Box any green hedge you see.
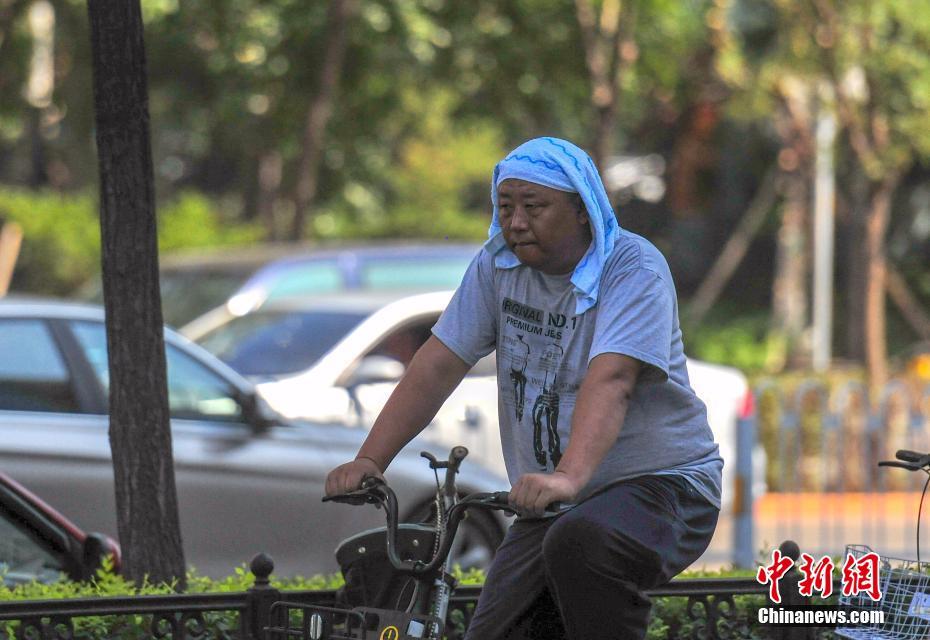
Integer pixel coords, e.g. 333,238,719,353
1,561,782,639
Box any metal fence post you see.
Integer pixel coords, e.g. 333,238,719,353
244,553,281,640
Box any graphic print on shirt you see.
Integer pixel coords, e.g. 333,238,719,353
532,342,563,469
500,297,581,471
504,334,530,421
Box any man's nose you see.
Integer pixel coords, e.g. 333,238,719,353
508,206,530,230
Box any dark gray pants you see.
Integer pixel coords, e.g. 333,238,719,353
463,475,719,640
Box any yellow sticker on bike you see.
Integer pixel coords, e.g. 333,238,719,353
379,626,400,640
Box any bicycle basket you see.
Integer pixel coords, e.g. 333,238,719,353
335,524,438,610
835,545,930,640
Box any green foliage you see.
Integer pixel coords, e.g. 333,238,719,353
0,188,263,296
157,191,264,253
309,89,501,241
686,310,774,374
0,557,345,640
0,188,100,296
720,0,930,176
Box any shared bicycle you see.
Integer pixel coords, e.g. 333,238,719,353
264,446,517,640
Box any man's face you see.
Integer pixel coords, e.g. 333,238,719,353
497,179,591,275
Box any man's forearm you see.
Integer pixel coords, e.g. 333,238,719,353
554,353,639,491
357,336,470,470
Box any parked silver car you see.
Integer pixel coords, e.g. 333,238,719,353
0,298,508,579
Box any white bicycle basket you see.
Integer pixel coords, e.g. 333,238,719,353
835,545,930,640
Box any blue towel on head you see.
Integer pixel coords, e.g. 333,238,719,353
485,137,620,314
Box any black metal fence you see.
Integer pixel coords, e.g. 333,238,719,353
0,552,770,640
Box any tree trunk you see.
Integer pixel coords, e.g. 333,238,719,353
770,170,809,369
863,174,899,392
574,0,632,171
25,0,56,188
87,0,185,587
27,108,47,187
257,150,283,240
844,177,868,364
290,0,354,241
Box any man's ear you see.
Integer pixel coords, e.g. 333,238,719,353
577,203,589,226
572,194,588,225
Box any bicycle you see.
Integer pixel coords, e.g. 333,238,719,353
835,449,930,639
264,446,527,640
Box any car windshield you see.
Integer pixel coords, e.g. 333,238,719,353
262,254,474,302
160,269,254,327
358,256,472,289
197,310,369,377
77,268,253,328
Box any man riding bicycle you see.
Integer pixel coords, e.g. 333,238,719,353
326,137,722,640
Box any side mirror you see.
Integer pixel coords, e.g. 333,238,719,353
78,533,110,581
238,390,278,432
345,356,405,388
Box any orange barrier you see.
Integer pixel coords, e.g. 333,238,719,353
757,492,923,519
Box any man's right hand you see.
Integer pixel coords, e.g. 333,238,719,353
325,457,384,496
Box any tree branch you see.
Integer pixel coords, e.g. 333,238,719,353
686,166,780,326
887,265,930,340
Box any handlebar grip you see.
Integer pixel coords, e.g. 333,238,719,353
896,450,926,463
493,491,563,513
879,460,924,471
322,475,386,504
449,446,469,464
322,493,374,505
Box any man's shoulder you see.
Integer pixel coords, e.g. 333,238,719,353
605,230,671,278
472,245,498,271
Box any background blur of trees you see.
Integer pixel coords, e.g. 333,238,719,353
1,0,929,384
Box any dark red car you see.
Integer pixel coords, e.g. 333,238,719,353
0,471,120,585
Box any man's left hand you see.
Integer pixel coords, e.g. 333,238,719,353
509,471,581,517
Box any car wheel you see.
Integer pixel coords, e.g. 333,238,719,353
405,501,503,573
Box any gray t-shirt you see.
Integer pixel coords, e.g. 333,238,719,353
432,230,723,509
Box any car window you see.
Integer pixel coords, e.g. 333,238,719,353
361,257,472,290
197,310,367,377
363,315,495,377
264,263,343,302
164,349,244,421
367,319,437,368
0,510,64,585
0,319,79,413
69,321,244,422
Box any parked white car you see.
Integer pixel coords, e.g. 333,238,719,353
190,290,764,510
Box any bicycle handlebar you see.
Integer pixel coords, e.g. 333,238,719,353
491,490,564,514
896,450,926,463
323,448,570,575
322,475,388,505
325,481,518,574
878,450,930,471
